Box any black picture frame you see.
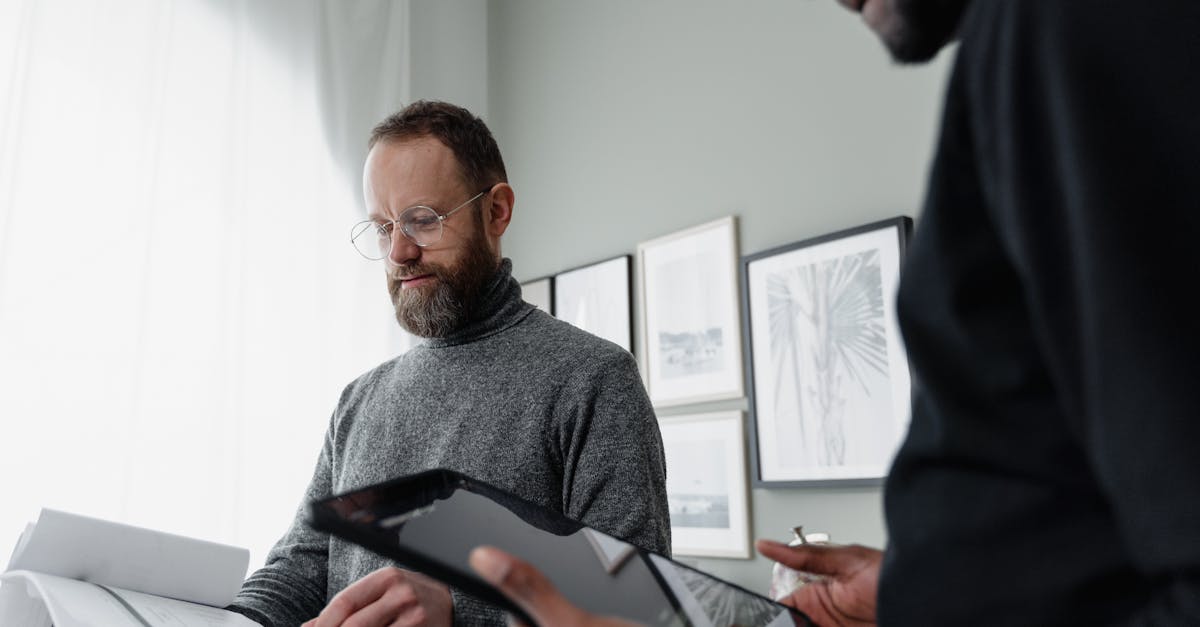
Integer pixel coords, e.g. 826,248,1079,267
520,275,554,315
741,217,913,487
552,254,634,352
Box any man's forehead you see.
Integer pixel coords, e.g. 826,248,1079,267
366,139,465,208
370,135,456,169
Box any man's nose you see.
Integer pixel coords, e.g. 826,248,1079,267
387,228,421,266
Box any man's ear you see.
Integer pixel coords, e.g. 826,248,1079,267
485,183,515,238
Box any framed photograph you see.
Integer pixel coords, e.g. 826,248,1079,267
553,255,632,352
521,276,553,315
638,217,743,406
742,217,913,487
661,411,752,558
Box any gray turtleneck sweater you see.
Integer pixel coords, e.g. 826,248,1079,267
229,259,670,626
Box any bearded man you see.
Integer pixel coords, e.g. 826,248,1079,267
229,101,670,627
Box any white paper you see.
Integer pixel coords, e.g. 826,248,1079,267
6,523,34,568
6,509,249,607
0,573,53,627
1,571,259,627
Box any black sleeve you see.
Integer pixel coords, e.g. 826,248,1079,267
971,2,1200,622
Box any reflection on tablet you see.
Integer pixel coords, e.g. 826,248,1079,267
309,469,808,627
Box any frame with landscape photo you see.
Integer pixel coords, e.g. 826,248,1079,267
741,217,913,487
637,217,743,407
661,410,752,558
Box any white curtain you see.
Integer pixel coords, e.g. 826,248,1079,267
0,0,413,569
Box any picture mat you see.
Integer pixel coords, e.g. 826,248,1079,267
639,217,743,406
522,277,553,314
746,224,910,483
554,256,631,351
661,411,751,558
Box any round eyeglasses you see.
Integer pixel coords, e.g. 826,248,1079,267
351,189,489,260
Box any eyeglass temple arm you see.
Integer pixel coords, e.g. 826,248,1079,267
441,186,494,219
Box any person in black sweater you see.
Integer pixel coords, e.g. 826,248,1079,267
466,0,1200,625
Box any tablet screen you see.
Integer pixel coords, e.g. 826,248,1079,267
310,469,807,627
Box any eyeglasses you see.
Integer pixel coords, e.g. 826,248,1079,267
351,188,490,260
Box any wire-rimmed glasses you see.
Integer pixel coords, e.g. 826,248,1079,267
351,188,490,260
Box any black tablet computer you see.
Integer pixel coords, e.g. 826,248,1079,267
308,468,810,627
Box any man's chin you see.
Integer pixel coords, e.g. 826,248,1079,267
391,287,466,338
392,307,442,338
867,0,968,64
881,31,954,64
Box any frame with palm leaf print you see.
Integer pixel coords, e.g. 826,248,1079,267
741,217,913,487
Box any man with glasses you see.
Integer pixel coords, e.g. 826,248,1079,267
229,101,670,627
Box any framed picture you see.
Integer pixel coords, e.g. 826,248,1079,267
741,217,913,487
521,276,554,314
638,217,743,406
661,411,751,558
553,255,632,352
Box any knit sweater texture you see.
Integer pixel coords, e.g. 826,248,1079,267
229,259,670,626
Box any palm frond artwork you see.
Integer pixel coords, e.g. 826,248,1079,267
765,249,887,468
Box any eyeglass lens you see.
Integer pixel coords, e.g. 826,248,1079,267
351,205,444,259
399,206,442,245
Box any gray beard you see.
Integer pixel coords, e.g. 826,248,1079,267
389,225,499,338
393,279,467,338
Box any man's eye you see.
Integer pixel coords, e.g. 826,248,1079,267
409,216,440,231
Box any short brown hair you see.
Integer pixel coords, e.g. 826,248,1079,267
368,100,508,194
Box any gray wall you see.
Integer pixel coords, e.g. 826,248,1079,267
410,0,489,117
485,0,955,594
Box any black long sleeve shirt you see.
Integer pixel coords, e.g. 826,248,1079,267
881,1,1200,624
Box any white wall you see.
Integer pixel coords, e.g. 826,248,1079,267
487,0,954,593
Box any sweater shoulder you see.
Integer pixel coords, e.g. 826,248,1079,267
510,309,635,367
331,353,409,412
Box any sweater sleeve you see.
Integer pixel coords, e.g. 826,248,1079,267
450,588,505,626
227,420,506,627
558,349,672,556
978,3,1200,622
226,427,334,627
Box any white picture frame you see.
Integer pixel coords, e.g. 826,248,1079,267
553,255,632,352
521,276,554,315
742,217,913,486
637,217,743,406
661,411,751,558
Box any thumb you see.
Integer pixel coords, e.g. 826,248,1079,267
470,546,585,627
756,539,867,577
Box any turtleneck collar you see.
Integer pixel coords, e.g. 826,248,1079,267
420,258,533,348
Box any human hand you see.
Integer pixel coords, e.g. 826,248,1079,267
301,566,452,627
469,546,640,627
756,539,881,627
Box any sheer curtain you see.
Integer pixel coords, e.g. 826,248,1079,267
0,0,413,569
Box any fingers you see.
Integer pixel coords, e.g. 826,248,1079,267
756,539,881,577
312,567,392,625
309,567,418,626
470,546,584,626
